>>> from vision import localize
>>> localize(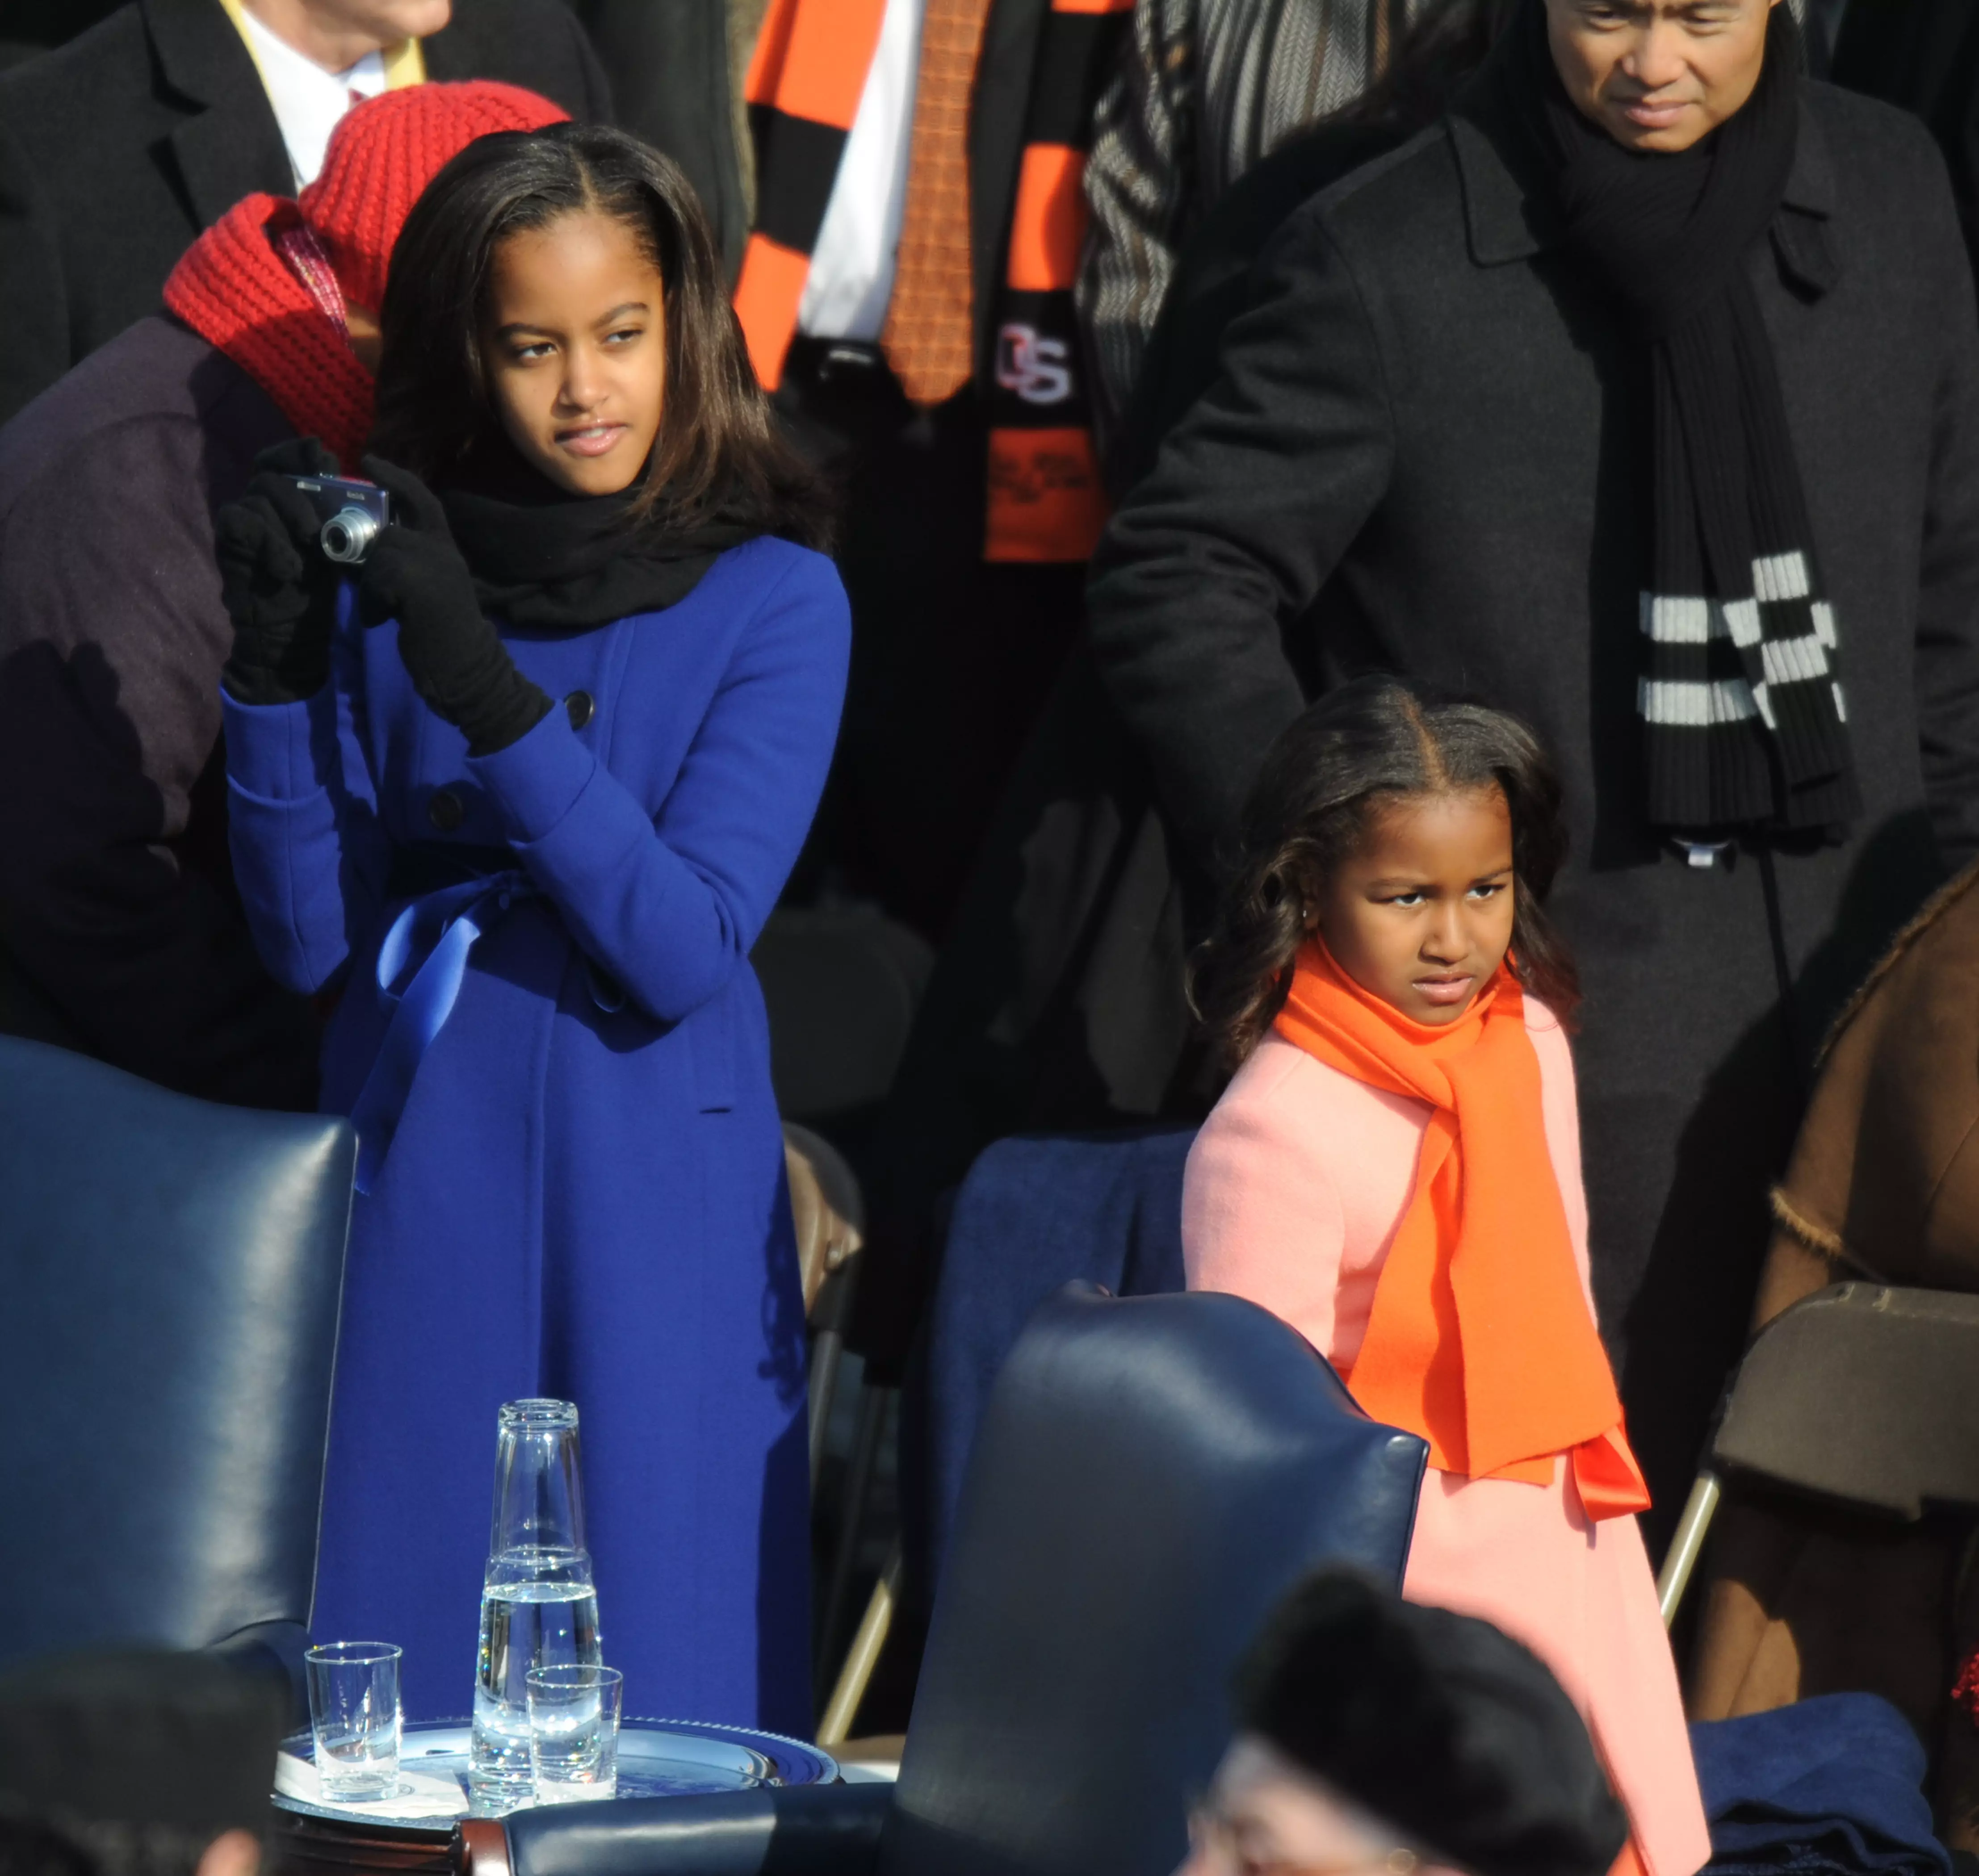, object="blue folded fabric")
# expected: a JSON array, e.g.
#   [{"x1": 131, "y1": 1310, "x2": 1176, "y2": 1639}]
[{"x1": 1690, "y1": 1694, "x2": 1950, "y2": 1876}]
